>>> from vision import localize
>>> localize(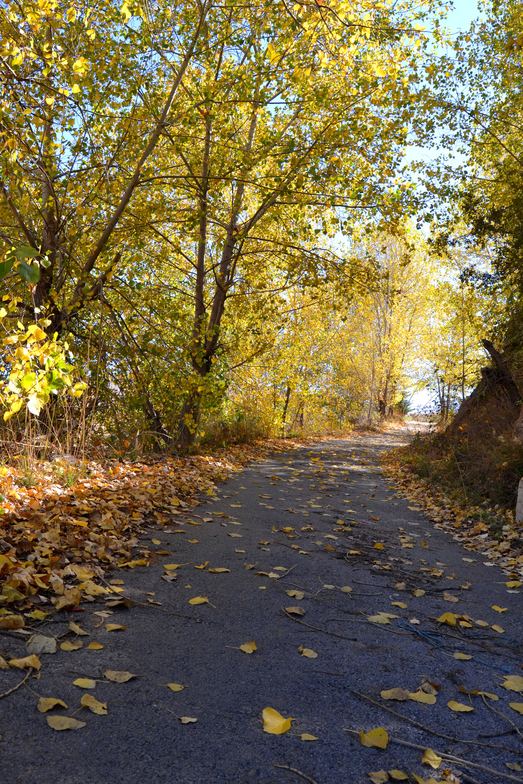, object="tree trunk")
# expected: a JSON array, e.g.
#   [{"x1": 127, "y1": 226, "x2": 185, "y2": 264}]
[{"x1": 281, "y1": 384, "x2": 291, "y2": 437}]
